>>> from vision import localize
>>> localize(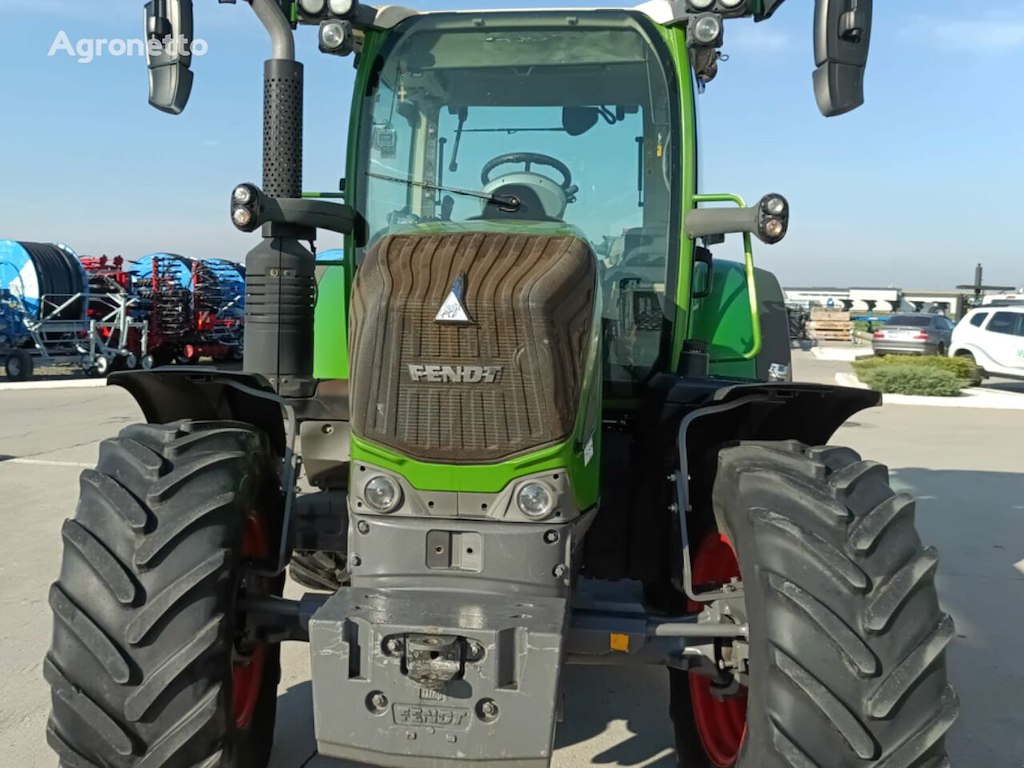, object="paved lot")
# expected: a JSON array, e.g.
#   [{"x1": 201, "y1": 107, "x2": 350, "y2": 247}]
[{"x1": 1, "y1": 360, "x2": 1022, "y2": 767}]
